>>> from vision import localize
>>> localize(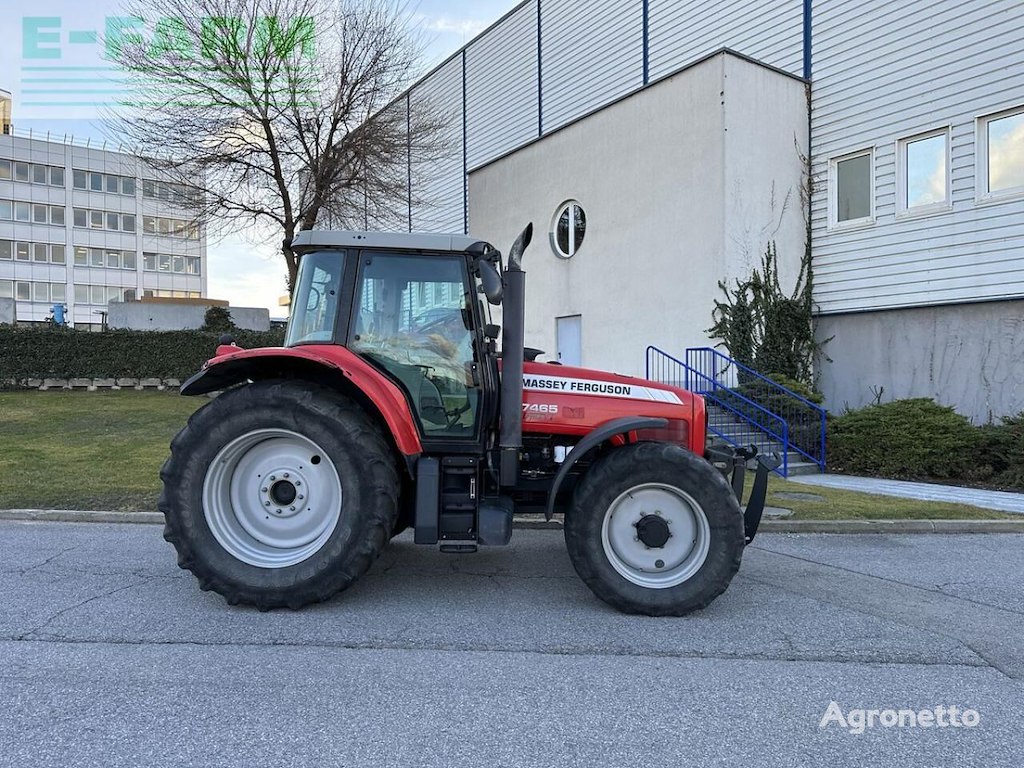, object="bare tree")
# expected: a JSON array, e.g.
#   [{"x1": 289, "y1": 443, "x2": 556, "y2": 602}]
[{"x1": 106, "y1": 0, "x2": 445, "y2": 290}]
